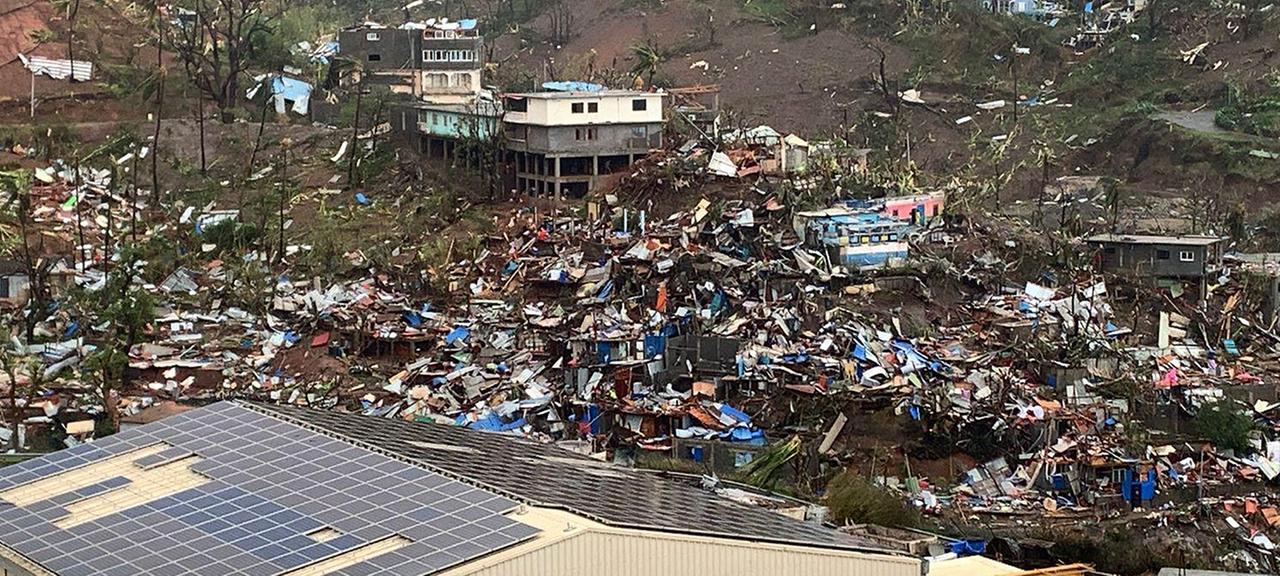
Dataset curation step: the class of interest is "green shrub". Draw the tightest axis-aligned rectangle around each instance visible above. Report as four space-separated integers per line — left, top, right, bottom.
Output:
825 472 921 528
200 219 263 255
1195 400 1253 454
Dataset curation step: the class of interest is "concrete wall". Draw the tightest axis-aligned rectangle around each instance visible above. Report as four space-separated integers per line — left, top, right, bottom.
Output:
511 123 663 155
414 108 497 140
419 70 481 98
506 92 664 126
1093 242 1210 278
338 28 419 70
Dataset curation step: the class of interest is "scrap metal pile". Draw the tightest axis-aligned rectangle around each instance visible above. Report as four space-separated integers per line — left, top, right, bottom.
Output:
7 140 1280 571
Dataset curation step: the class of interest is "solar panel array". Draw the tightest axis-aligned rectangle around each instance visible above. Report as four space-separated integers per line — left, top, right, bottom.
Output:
258 402 883 552
0 402 539 576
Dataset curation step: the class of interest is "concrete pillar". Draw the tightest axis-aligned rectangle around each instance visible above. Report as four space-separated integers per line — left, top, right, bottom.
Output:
554 157 562 200
593 155 599 177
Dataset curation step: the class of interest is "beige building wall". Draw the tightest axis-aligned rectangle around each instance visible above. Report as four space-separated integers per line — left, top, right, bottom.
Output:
507 93 664 126
441 507 922 576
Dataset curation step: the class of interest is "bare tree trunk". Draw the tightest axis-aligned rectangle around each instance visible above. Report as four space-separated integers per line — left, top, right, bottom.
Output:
247 83 271 178
197 87 207 174
130 151 140 243
67 0 80 83
276 148 287 265
152 23 165 205
7 376 17 451
74 159 85 271
103 167 114 276
347 80 364 189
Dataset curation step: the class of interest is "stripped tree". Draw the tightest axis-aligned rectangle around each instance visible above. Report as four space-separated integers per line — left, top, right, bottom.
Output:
169 0 274 122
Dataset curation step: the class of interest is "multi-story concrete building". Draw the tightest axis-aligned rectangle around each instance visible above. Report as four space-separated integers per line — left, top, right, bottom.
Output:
502 88 665 197
337 18 482 102
391 99 502 158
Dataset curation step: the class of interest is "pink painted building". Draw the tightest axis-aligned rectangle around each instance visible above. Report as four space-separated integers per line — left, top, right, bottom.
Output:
882 192 945 224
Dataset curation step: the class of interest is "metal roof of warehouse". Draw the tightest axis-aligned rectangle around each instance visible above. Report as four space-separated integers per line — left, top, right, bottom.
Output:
252 401 887 552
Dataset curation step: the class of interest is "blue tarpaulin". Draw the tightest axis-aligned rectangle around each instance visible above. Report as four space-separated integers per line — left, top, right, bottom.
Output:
596 279 614 299
1121 468 1157 502
710 290 727 314
718 404 752 425
462 412 525 432
597 342 612 364
541 80 605 92
950 540 986 556
445 326 470 345
587 403 601 434
643 334 665 358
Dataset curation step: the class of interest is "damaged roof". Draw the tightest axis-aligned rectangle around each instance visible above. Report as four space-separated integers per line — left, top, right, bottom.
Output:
0 402 538 576
250 401 890 553
1084 233 1225 246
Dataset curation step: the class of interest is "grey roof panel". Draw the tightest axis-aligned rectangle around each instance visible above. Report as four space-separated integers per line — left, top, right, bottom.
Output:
252 402 886 552
0 402 536 576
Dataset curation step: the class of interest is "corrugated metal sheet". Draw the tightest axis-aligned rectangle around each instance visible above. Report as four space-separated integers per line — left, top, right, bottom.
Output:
456 528 922 576
18 54 92 81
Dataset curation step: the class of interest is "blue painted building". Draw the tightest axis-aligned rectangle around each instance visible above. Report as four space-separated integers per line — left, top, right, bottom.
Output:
793 207 911 270
392 100 503 158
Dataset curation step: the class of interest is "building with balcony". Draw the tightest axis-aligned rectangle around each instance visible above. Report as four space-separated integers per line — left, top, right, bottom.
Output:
391 99 502 158
337 18 482 102
503 87 665 198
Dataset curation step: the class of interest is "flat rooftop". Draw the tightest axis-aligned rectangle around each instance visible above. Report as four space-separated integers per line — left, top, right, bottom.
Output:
504 90 663 100
1084 233 1224 247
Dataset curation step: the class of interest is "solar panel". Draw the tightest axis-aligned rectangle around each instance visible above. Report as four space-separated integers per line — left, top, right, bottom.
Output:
257 401 881 551
0 403 539 576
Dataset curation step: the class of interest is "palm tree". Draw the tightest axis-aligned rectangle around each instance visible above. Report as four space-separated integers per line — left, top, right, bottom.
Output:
629 41 661 88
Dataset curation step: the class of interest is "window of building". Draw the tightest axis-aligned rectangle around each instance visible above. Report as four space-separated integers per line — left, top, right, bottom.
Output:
508 98 528 112
432 29 459 39
1179 250 1195 262
1103 246 1116 254
1156 249 1171 260
367 54 381 62
422 50 473 62
587 128 596 140
631 126 646 138
423 72 448 88
571 103 584 113
366 32 380 41
587 102 598 113
931 204 939 216
575 128 582 140
632 98 647 111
